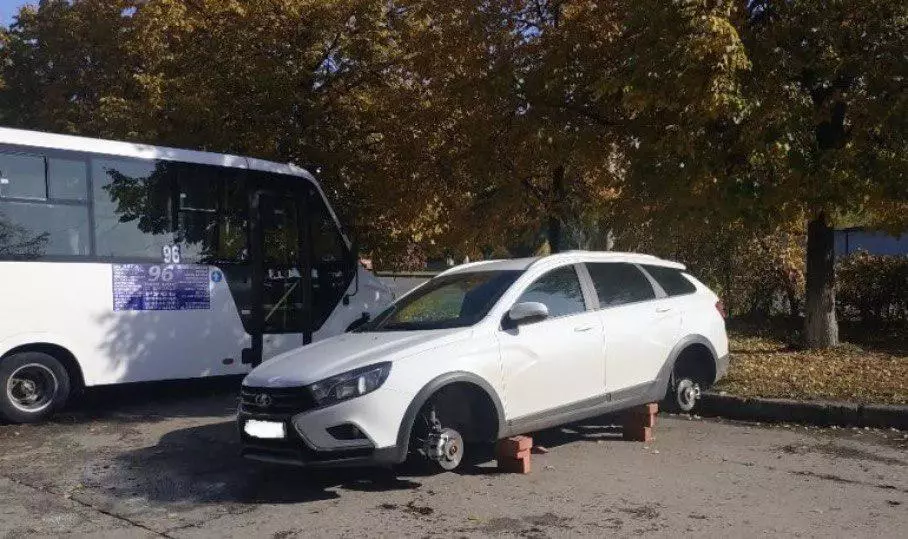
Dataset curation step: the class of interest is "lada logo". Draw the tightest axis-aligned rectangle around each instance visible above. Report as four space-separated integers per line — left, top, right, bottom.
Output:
254 394 273 408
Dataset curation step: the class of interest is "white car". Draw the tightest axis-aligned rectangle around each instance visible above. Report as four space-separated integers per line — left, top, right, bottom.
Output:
238 251 729 471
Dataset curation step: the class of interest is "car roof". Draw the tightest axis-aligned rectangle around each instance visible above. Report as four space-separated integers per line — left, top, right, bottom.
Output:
438 251 685 277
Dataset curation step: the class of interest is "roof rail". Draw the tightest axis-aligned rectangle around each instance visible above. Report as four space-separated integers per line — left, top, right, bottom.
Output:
435 259 501 278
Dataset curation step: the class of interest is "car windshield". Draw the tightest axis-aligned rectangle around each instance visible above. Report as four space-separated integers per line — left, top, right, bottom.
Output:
357 270 523 332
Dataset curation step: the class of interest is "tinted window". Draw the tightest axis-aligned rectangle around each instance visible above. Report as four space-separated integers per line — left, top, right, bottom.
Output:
309 187 353 328
517 265 586 318
48 158 88 201
0 200 90 256
92 158 175 259
0 152 45 199
587 262 655 307
175 164 248 264
642 264 696 296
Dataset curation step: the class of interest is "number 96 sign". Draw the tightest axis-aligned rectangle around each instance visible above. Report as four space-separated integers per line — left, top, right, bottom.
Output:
148 265 174 282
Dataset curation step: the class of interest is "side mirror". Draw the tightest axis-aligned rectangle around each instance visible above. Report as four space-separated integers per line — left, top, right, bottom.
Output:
507 301 549 326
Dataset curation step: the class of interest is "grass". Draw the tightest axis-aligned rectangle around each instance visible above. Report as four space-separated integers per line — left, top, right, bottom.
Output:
714 318 908 405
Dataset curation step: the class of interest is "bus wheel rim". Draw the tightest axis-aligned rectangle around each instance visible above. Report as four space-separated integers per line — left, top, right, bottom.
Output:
7 363 58 413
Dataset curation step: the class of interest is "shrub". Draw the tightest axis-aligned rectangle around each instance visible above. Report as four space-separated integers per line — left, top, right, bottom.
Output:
836 252 908 324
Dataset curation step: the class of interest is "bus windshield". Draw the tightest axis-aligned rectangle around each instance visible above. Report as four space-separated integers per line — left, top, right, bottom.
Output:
357 270 522 332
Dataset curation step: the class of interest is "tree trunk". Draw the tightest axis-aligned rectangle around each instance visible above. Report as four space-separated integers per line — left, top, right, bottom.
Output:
804 212 839 348
547 165 565 253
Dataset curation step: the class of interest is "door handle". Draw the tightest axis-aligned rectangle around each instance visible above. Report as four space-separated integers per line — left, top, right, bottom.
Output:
574 325 594 332
656 307 672 313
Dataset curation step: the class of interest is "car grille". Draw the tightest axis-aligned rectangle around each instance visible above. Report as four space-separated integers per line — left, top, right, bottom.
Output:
239 385 317 416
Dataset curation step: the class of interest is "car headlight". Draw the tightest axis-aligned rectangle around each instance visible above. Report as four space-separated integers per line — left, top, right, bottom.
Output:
308 362 392 407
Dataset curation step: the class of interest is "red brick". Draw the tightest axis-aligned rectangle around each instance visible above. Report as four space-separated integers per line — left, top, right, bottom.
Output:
495 435 533 456
628 403 659 416
624 413 656 428
622 425 654 442
497 455 531 474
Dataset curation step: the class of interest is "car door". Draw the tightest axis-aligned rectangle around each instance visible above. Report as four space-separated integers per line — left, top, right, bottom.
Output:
585 262 681 394
497 264 606 420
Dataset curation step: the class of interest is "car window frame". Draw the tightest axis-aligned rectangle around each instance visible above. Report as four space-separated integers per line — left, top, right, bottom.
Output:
508 263 594 323
638 264 697 298
580 261 665 311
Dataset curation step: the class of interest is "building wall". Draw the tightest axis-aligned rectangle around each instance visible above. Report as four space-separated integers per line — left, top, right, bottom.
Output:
835 229 908 257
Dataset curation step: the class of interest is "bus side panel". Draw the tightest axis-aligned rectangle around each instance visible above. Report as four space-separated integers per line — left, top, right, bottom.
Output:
0 262 252 386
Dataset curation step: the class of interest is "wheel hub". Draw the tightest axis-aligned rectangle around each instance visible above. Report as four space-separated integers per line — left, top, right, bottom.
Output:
7 364 57 412
423 427 464 471
676 379 701 411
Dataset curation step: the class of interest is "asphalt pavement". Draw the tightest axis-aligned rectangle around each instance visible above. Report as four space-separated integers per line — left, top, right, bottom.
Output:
0 381 905 538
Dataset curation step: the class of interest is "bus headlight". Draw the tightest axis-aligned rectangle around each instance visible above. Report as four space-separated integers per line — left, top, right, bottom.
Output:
308 362 392 407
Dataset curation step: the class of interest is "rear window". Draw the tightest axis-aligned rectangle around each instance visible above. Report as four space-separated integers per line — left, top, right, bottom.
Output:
586 262 656 307
642 265 696 296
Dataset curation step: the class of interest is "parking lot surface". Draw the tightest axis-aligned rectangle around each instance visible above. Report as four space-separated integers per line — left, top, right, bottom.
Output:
0 381 905 538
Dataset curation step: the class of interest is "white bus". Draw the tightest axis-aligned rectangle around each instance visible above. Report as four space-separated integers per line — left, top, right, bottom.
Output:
0 127 393 423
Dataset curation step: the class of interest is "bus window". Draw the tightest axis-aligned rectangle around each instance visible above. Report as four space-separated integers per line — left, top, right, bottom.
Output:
177 164 248 264
0 201 90 257
0 152 46 200
92 158 174 259
47 158 88 201
177 164 219 263
308 188 353 328
260 191 305 333
0 151 90 257
219 178 248 261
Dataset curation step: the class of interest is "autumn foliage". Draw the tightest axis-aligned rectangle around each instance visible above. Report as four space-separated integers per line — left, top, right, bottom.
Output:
0 1 905 348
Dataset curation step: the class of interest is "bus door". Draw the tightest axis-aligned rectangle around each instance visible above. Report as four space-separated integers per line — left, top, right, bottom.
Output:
246 187 313 367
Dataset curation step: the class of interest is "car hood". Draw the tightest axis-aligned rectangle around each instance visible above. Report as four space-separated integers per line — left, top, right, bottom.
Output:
243 328 471 388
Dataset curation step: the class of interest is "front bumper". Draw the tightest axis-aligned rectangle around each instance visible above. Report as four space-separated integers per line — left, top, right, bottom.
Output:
238 414 402 467
237 384 411 468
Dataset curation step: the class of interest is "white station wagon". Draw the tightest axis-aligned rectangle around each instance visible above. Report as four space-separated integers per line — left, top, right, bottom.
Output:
238 252 729 471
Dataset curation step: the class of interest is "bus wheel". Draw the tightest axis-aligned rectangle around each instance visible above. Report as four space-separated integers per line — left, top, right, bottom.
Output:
0 352 71 424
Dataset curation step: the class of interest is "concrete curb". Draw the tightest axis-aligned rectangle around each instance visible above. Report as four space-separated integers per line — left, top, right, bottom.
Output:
699 392 908 430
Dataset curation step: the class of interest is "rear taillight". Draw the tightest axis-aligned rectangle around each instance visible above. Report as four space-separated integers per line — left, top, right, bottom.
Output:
715 300 726 319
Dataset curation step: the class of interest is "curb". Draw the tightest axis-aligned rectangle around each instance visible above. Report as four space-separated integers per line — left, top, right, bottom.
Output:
699 392 908 430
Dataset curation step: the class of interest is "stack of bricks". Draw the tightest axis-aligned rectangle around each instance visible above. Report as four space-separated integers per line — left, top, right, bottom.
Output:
622 403 658 442
495 435 533 474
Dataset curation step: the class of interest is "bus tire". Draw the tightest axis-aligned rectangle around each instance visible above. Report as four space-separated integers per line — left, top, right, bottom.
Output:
0 352 71 424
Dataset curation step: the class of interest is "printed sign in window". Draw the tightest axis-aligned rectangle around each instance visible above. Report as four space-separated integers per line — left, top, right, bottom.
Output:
113 264 211 311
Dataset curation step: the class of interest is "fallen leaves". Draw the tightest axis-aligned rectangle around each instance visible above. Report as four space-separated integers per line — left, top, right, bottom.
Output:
716 331 908 405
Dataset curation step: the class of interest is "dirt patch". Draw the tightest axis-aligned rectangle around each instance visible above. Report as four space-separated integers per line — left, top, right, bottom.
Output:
779 442 906 466
404 501 434 516
619 502 661 520
788 470 908 494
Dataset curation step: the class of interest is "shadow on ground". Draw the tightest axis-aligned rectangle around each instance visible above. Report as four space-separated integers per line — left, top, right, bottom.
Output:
89 414 628 507
43 376 245 426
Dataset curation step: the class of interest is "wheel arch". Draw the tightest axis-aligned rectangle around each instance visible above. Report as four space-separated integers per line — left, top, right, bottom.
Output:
654 334 719 398
394 371 506 462
1 342 85 391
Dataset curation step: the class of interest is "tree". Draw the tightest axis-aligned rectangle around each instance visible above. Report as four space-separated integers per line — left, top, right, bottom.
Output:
388 0 749 257
732 0 908 347
0 0 451 266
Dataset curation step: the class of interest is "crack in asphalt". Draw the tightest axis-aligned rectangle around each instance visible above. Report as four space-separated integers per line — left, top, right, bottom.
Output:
0 472 173 538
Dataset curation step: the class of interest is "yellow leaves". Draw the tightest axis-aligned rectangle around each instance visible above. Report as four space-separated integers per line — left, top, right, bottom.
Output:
718 330 908 405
